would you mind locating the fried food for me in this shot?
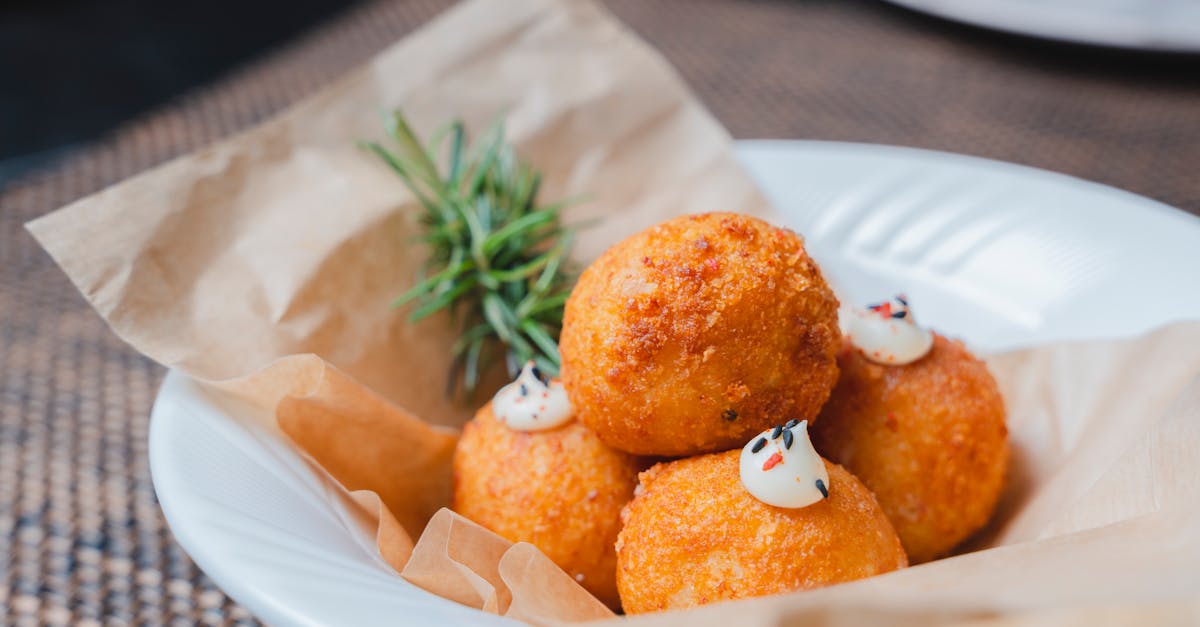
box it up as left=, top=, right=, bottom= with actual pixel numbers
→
left=451, top=402, right=641, bottom=609
left=812, top=334, right=1008, bottom=563
left=615, top=450, right=907, bottom=613
left=560, top=212, right=841, bottom=457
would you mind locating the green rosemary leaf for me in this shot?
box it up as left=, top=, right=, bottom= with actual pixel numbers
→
left=465, top=124, right=505, bottom=198
left=532, top=354, right=560, bottom=378
left=522, top=291, right=570, bottom=318
left=532, top=232, right=573, bottom=294
left=391, top=256, right=472, bottom=308
left=481, top=209, right=558, bottom=257
left=362, top=142, right=445, bottom=219
left=481, top=292, right=516, bottom=343
left=424, top=120, right=456, bottom=159
left=447, top=122, right=466, bottom=186
left=487, top=248, right=558, bottom=283
left=461, top=197, right=491, bottom=270
left=520, top=174, right=541, bottom=212
left=386, top=111, right=440, bottom=185
left=463, top=336, right=484, bottom=393
left=366, top=109, right=580, bottom=396
left=452, top=322, right=493, bottom=356
left=410, top=278, right=476, bottom=321
left=521, top=320, right=561, bottom=365
left=506, top=331, right=536, bottom=368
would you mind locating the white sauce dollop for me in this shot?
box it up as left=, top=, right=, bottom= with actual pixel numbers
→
left=739, top=419, right=830, bottom=509
left=492, top=362, right=573, bottom=432
left=844, top=295, right=933, bottom=366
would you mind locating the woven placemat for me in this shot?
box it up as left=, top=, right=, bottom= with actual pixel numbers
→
left=2, top=0, right=1197, bottom=624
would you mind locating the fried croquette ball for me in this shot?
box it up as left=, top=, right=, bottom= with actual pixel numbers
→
left=452, top=402, right=641, bottom=609
left=560, top=212, right=841, bottom=457
left=615, top=450, right=907, bottom=613
left=811, top=334, right=1008, bottom=564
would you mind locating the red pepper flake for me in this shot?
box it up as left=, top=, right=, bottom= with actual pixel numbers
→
left=762, top=452, right=784, bottom=471
left=875, top=302, right=893, bottom=318
left=885, top=412, right=898, bottom=432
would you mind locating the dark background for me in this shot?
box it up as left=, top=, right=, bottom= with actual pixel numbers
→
left=3, top=0, right=1199, bottom=206
left=0, top=0, right=365, bottom=184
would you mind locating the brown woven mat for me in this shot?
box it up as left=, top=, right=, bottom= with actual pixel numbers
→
left=2, top=0, right=1198, bottom=624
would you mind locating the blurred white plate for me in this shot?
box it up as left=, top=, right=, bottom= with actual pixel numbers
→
left=882, top=0, right=1200, bottom=51
left=150, top=140, right=1200, bottom=626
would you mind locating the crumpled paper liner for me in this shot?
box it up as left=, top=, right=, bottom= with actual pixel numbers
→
left=25, top=0, right=770, bottom=429
left=25, top=0, right=1200, bottom=624
left=400, top=509, right=611, bottom=622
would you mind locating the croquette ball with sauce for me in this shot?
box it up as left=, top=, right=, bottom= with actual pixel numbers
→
left=560, top=213, right=841, bottom=457
left=451, top=395, right=642, bottom=609
left=812, top=333, right=1009, bottom=564
left=615, top=450, right=907, bottom=613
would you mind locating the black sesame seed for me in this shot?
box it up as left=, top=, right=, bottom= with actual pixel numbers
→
left=751, top=438, right=767, bottom=453
left=867, top=302, right=882, bottom=311
left=721, top=409, right=739, bottom=422
left=530, top=365, right=548, bottom=385
left=519, top=383, right=528, bottom=396
left=891, top=310, right=907, bottom=319
left=896, top=295, right=908, bottom=305
left=815, top=479, right=829, bottom=498
left=771, top=425, right=783, bottom=439
left=782, top=429, right=794, bottom=449
left=784, top=419, right=798, bottom=429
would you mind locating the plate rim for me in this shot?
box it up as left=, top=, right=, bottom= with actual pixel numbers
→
left=149, top=138, right=1200, bottom=626
left=879, top=0, right=1200, bottom=52
left=149, top=373, right=326, bottom=627
left=737, top=139, right=1199, bottom=228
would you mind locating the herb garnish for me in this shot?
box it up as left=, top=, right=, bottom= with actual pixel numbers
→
left=363, top=111, right=575, bottom=396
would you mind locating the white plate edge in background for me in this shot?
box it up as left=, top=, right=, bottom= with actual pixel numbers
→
left=880, top=0, right=1200, bottom=52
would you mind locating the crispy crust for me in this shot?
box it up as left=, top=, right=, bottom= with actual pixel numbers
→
left=451, top=403, right=642, bottom=609
left=812, top=334, right=1009, bottom=563
left=560, top=213, right=841, bottom=457
left=615, top=450, right=907, bottom=613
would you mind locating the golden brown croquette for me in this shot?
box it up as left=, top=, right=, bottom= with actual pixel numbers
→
left=452, top=402, right=641, bottom=609
left=812, top=334, right=1008, bottom=564
left=560, top=213, right=841, bottom=457
left=615, top=451, right=907, bottom=613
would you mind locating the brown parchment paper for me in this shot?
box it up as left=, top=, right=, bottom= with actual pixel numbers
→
left=25, top=0, right=1200, bottom=625
left=26, top=0, right=771, bottom=429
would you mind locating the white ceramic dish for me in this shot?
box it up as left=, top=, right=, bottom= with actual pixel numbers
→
left=150, top=140, right=1200, bottom=626
left=882, top=0, right=1200, bottom=51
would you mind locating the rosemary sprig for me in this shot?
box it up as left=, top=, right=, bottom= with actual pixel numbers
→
left=363, top=111, right=576, bottom=396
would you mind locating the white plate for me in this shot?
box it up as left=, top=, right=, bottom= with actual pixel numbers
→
left=881, top=0, right=1200, bottom=51
left=150, top=140, right=1200, bottom=626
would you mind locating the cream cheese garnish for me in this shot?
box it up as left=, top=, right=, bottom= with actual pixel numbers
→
left=844, top=294, right=933, bottom=366
left=739, top=419, right=830, bottom=509
left=492, top=362, right=573, bottom=432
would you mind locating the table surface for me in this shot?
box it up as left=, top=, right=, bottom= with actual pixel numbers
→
left=2, top=0, right=1198, bottom=624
